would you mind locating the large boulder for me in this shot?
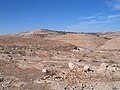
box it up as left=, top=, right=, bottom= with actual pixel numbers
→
left=97, top=63, right=109, bottom=73
left=68, top=62, right=76, bottom=70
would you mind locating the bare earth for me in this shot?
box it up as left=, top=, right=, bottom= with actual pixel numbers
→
left=0, top=29, right=120, bottom=90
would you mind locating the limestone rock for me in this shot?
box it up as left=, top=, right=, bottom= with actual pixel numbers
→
left=68, top=62, right=75, bottom=70
left=42, top=68, right=48, bottom=73
left=83, top=65, right=91, bottom=72
left=97, top=63, right=109, bottom=73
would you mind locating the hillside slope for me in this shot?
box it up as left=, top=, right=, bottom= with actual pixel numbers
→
left=0, top=29, right=120, bottom=90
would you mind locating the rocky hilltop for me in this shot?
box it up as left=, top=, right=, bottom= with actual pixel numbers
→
left=0, top=29, right=120, bottom=90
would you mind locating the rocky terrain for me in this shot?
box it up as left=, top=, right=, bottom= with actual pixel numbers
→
left=0, top=29, right=120, bottom=90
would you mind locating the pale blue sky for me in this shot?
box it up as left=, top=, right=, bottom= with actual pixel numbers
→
left=0, top=0, right=120, bottom=34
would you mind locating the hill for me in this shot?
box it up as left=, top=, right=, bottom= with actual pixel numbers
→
left=0, top=29, right=120, bottom=90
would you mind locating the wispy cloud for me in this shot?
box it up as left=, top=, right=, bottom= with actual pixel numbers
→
left=79, top=14, right=120, bottom=20
left=64, top=0, right=120, bottom=32
left=106, top=0, right=120, bottom=10
left=79, top=15, right=99, bottom=20
left=65, top=14, right=120, bottom=32
left=107, top=14, right=120, bottom=18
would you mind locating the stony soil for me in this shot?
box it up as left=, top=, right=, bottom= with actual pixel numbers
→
left=0, top=29, right=120, bottom=90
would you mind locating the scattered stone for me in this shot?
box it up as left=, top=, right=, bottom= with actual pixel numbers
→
left=0, top=31, right=120, bottom=90
left=41, top=75, right=51, bottom=80
left=12, top=81, right=27, bottom=88
left=107, top=66, right=118, bottom=72
left=34, top=79, right=46, bottom=84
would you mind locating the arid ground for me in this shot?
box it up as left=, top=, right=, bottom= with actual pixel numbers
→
left=0, top=29, right=120, bottom=90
